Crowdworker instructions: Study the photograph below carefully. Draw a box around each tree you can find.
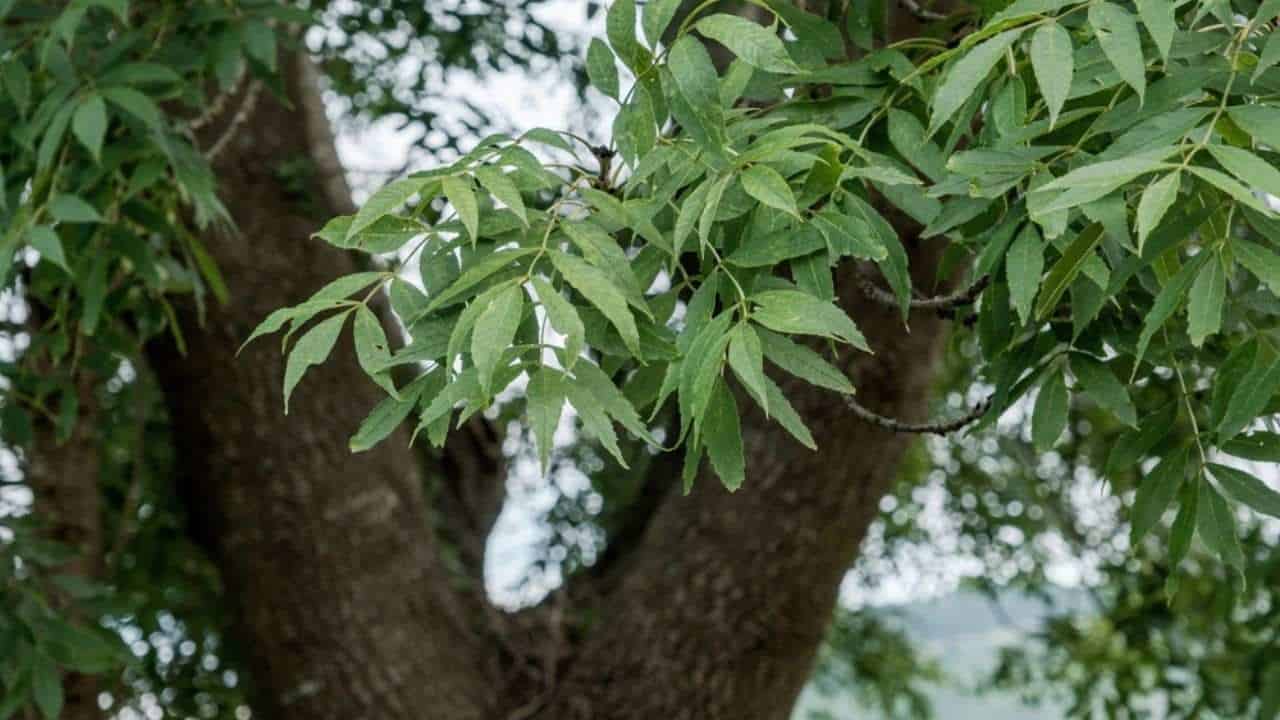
[3,0,1280,718]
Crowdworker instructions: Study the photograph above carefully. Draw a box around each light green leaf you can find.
[811,210,887,261]
[443,175,480,244]
[757,328,855,394]
[668,35,725,147]
[550,251,640,354]
[607,0,644,70]
[1228,105,1280,150]
[1233,237,1280,295]
[1188,166,1273,215]
[703,378,745,491]
[531,277,585,369]
[474,166,527,225]
[1030,23,1073,128]
[427,248,536,310]
[1136,0,1175,62]
[693,14,800,74]
[1090,3,1146,101]
[1006,223,1044,326]
[1205,144,1280,200]
[751,290,868,350]
[1187,254,1225,347]
[1130,448,1187,544]
[1136,171,1180,254]
[526,367,566,473]
[283,311,349,414]
[679,312,732,433]
[472,284,523,394]
[727,325,769,416]
[347,177,429,241]
[741,164,798,216]
[1210,463,1280,519]
[1254,31,1280,81]
[586,38,620,100]
[642,0,682,46]
[1032,369,1069,451]
[350,376,431,452]
[930,30,1023,134]
[728,224,825,267]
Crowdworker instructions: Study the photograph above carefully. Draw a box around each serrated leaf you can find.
[551,251,639,354]
[474,166,527,225]
[526,367,566,473]
[642,0,682,46]
[727,325,768,416]
[1196,479,1245,578]
[679,312,733,434]
[350,376,431,452]
[1205,144,1280,199]
[1036,223,1103,320]
[703,378,745,491]
[668,35,725,151]
[1136,172,1180,254]
[531,277,585,369]
[693,14,800,74]
[1254,31,1280,81]
[427,248,536,310]
[728,224,825,267]
[930,29,1023,134]
[1230,105,1280,153]
[586,38,620,100]
[1032,369,1069,451]
[1006,223,1044,326]
[1167,479,1198,588]
[811,210,886,261]
[1217,361,1280,441]
[751,290,868,350]
[757,327,854,394]
[1233,237,1280,295]
[1136,0,1175,62]
[1188,166,1273,215]
[1030,23,1073,128]
[1090,3,1146,101]
[741,164,798,216]
[2,59,30,112]
[283,311,349,414]
[1135,252,1207,366]
[1210,463,1280,519]
[1187,254,1225,347]
[1130,448,1187,544]
[607,0,644,70]
[472,284,523,394]
[353,304,394,380]
[1072,355,1137,426]
[443,175,480,244]
[347,178,429,240]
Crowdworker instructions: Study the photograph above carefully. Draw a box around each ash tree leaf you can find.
[642,0,682,47]
[1136,171,1180,254]
[103,86,164,131]
[741,164,798,217]
[1030,23,1073,129]
[1196,479,1246,579]
[32,651,63,720]
[566,379,628,466]
[727,224,825,267]
[1233,237,1280,295]
[751,290,869,350]
[607,0,645,70]
[1217,361,1280,441]
[472,284,523,395]
[668,35,727,153]
[929,29,1023,135]
[72,93,107,162]
[474,166,527,225]
[1032,369,1069,451]
[283,311,350,414]
[1205,144,1280,200]
[550,251,640,354]
[1036,223,1103,320]
[1136,0,1175,62]
[680,313,733,432]
[1135,248,1208,366]
[1209,463,1280,519]
[49,193,102,223]
[27,225,68,272]
[586,38,620,100]
[757,327,855,394]
[526,367,566,474]
[703,378,745,491]
[347,177,430,241]
[1187,254,1225,348]
[427,248,536,310]
[442,175,480,244]
[2,59,30,113]
[350,376,431,452]
[1254,30,1280,81]
[531,277,585,369]
[693,14,800,74]
[1089,3,1146,101]
[727,325,769,416]
[1187,166,1273,215]
[1006,223,1044,326]
[811,210,887,261]
[1072,354,1138,427]
[1130,447,1187,544]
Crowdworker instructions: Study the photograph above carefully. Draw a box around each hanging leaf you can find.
[1136,171,1180,254]
[586,38,620,100]
[930,30,1023,134]
[1030,23,1073,128]
[703,378,745,491]
[1032,368,1069,451]
[1089,3,1147,101]
[1186,254,1225,348]
[1130,448,1187,544]
[693,14,801,74]
[1006,223,1044,326]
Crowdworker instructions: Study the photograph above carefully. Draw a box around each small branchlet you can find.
[858,273,990,317]
[846,396,989,435]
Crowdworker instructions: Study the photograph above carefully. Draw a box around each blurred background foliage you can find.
[0,0,1277,718]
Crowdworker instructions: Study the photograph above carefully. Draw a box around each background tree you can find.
[3,0,1280,719]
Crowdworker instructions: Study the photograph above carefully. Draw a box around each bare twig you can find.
[190,66,248,132]
[858,273,990,312]
[846,396,989,435]
[205,80,263,161]
[898,0,949,21]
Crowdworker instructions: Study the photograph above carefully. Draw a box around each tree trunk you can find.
[144,55,495,719]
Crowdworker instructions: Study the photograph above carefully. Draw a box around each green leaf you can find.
[757,328,855,394]
[1228,106,1280,154]
[350,376,431,452]
[1196,479,1245,578]
[607,0,644,70]
[244,20,278,70]
[531,277,585,369]
[347,178,429,241]
[1254,30,1280,81]
[1130,448,1187,544]
[741,164,798,216]
[1036,223,1103,320]
[727,224,825,267]
[283,311,349,414]
[703,378,745,491]
[1188,166,1273,215]
[668,35,725,148]
[727,325,769,416]
[1205,144,1280,199]
[27,225,68,272]
[550,251,640,354]
[693,14,800,74]
[2,59,30,113]
[811,210,887,261]
[586,38,620,100]
[71,94,107,161]
[1072,354,1138,427]
[1234,237,1280,295]
[1136,172,1180,254]
[427,248,535,310]
[353,306,396,395]
[673,180,710,257]
[679,313,733,431]
[751,290,868,350]
[1136,0,1175,62]
[1135,252,1208,367]
[1006,223,1044,326]
[1220,431,1280,462]
[526,367,566,473]
[1089,3,1146,101]
[443,176,480,244]
[642,0,682,46]
[930,29,1023,134]
[1187,254,1225,348]
[1032,369,1069,451]
[48,193,101,223]
[472,284,523,394]
[1210,463,1280,519]
[474,166,527,225]
[1030,23,1073,128]
[1217,361,1280,441]
[31,652,63,720]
